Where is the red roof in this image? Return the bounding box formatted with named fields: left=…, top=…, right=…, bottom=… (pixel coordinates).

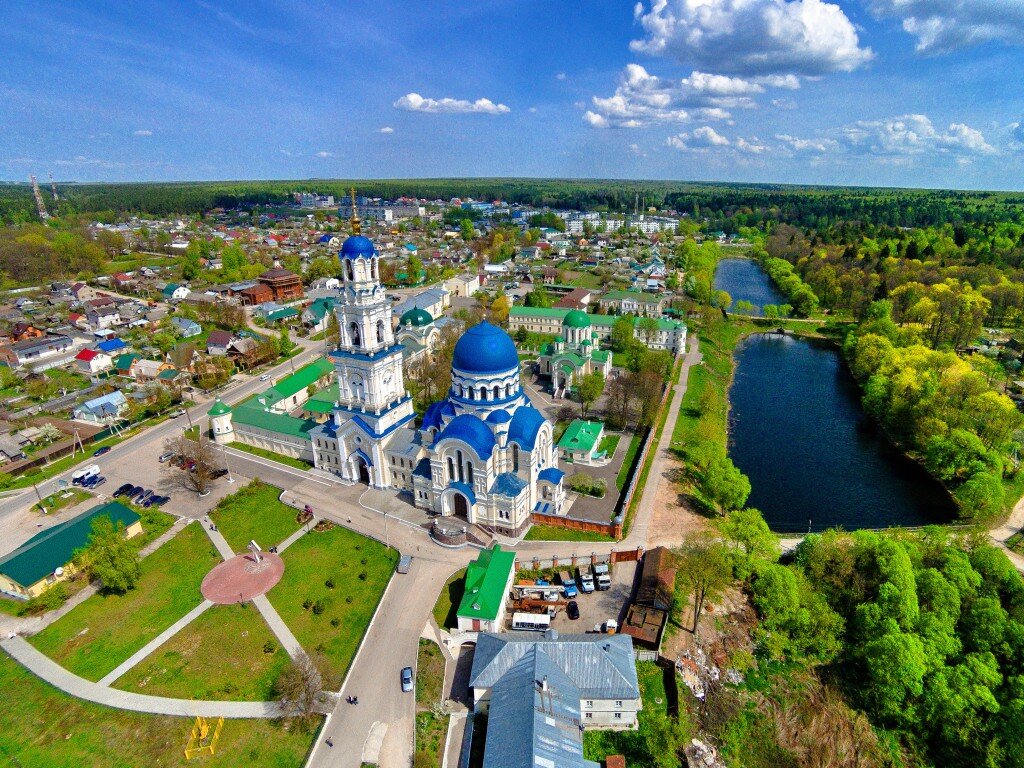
left=75, top=349, right=99, bottom=361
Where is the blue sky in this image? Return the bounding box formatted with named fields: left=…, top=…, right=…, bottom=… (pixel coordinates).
left=2, top=0, right=1024, bottom=189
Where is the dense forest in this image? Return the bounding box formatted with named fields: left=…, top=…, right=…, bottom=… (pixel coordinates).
left=4, top=178, right=1024, bottom=230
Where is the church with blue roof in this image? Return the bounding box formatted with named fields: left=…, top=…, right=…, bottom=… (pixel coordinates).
left=302, top=201, right=564, bottom=536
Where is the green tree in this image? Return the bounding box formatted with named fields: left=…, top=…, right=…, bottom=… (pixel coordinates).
left=610, top=315, right=636, bottom=353
left=702, top=454, right=751, bottom=513
left=460, top=218, right=475, bottom=241
left=718, top=508, right=778, bottom=566
left=675, top=537, right=732, bottom=633
left=576, top=371, right=605, bottom=419
left=77, top=516, right=141, bottom=594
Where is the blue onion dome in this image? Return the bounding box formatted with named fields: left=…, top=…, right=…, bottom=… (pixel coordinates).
left=452, top=321, right=519, bottom=374
left=486, top=409, right=512, bottom=424
left=340, top=235, right=377, bottom=260
left=400, top=307, right=433, bottom=327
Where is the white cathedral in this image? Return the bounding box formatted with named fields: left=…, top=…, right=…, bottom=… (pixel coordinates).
left=305, top=219, right=565, bottom=537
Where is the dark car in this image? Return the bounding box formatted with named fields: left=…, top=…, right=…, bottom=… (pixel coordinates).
left=152, top=495, right=170, bottom=506
left=211, top=468, right=228, bottom=479
left=400, top=666, right=414, bottom=693
left=113, top=483, right=133, bottom=497
left=137, top=490, right=153, bottom=504
left=566, top=601, right=580, bottom=621
left=128, top=487, right=146, bottom=501
left=92, top=446, right=111, bottom=457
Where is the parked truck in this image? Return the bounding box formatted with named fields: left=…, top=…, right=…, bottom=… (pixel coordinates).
left=578, top=565, right=595, bottom=594
left=558, top=570, right=578, bottom=599
left=593, top=562, right=611, bottom=591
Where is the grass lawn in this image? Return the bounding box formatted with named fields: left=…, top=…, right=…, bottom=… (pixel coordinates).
left=229, top=442, right=313, bottom=471
left=0, top=654, right=318, bottom=768
left=616, top=432, right=645, bottom=491
left=35, top=487, right=92, bottom=514
left=30, top=523, right=219, bottom=681
left=417, top=638, right=446, bottom=709
left=267, top=525, right=397, bottom=683
left=209, top=481, right=301, bottom=554
left=598, top=433, right=620, bottom=457
left=415, top=712, right=448, bottom=768
left=432, top=568, right=466, bottom=630
left=523, top=525, right=615, bottom=542
left=127, top=506, right=177, bottom=552
left=112, top=603, right=291, bottom=701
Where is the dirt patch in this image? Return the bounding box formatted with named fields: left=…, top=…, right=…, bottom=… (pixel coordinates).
left=646, top=455, right=714, bottom=548
left=661, top=585, right=756, bottom=671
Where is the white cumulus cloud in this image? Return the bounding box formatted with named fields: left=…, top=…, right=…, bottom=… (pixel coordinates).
left=393, top=92, right=510, bottom=115
left=869, top=1, right=1024, bottom=54
left=315, top=150, right=334, bottom=158
left=631, top=0, right=873, bottom=77
left=133, top=129, right=153, bottom=136
left=585, top=64, right=776, bottom=128
left=378, top=126, right=394, bottom=134
left=666, top=126, right=732, bottom=150
left=778, top=114, right=995, bottom=157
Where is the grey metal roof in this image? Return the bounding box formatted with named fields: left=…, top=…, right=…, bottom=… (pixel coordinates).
left=470, top=633, right=639, bottom=701
left=483, top=648, right=596, bottom=768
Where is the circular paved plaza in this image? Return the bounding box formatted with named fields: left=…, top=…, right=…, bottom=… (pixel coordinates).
left=201, top=552, right=285, bottom=604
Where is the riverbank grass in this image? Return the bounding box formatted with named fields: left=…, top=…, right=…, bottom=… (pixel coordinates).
left=29, top=523, right=219, bottom=681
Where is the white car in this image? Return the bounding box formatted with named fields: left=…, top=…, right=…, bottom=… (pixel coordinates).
left=259, top=374, right=271, bottom=382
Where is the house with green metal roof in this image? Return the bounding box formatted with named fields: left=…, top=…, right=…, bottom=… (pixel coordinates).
left=558, top=420, right=605, bottom=463
left=302, top=297, right=336, bottom=332
left=260, top=358, right=334, bottom=413
left=0, top=501, right=142, bottom=600
left=456, top=544, right=517, bottom=632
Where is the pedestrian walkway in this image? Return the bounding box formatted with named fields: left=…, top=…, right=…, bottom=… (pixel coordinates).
left=0, top=636, right=284, bottom=718
left=277, top=521, right=315, bottom=554
left=97, top=599, right=214, bottom=686
left=252, top=594, right=304, bottom=659
left=202, top=522, right=237, bottom=560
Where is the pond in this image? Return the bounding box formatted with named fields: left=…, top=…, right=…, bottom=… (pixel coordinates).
left=713, top=257, right=786, bottom=314
left=728, top=333, right=956, bottom=532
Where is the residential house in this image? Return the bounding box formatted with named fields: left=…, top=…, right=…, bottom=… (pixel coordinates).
left=206, top=329, right=235, bottom=356
left=86, top=305, right=121, bottom=330
left=301, top=297, right=336, bottom=333
left=0, top=335, right=75, bottom=370
left=0, top=502, right=142, bottom=600
left=257, top=268, right=304, bottom=302
left=73, top=390, right=129, bottom=424
left=541, top=266, right=559, bottom=285
left=238, top=283, right=274, bottom=306
left=162, top=283, right=191, bottom=302
left=112, top=272, right=135, bottom=289
left=67, top=313, right=89, bottom=331
left=74, top=348, right=113, bottom=375
left=113, top=353, right=141, bottom=377
left=554, top=287, right=593, bottom=310
left=469, top=633, right=642, bottom=768
left=0, top=434, right=26, bottom=465
left=70, top=282, right=97, bottom=302
left=96, top=337, right=127, bottom=356
left=171, top=316, right=202, bottom=338
left=134, top=359, right=172, bottom=381
left=443, top=273, right=481, bottom=297
left=167, top=342, right=199, bottom=372
left=8, top=323, right=45, bottom=343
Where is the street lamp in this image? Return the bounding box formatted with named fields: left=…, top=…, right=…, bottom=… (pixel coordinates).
left=221, top=442, right=235, bottom=484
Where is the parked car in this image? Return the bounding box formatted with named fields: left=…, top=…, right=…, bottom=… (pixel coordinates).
left=158, top=452, right=175, bottom=463
left=211, top=468, right=229, bottom=479
left=151, top=495, right=170, bottom=506
left=71, top=464, right=101, bottom=485
left=92, top=476, right=106, bottom=488
left=259, top=374, right=271, bottom=382
left=92, top=446, right=111, bottom=457
left=127, top=487, right=146, bottom=501
left=168, top=409, right=185, bottom=419
left=397, top=555, right=413, bottom=574
left=137, top=490, right=153, bottom=504
left=113, top=483, right=133, bottom=497
left=400, top=666, right=414, bottom=693
left=566, top=601, right=580, bottom=620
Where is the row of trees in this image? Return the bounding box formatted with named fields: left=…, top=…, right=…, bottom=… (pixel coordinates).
left=846, top=303, right=1023, bottom=519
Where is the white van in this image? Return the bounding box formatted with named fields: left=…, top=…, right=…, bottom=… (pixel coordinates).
left=511, top=612, right=551, bottom=631
left=71, top=464, right=101, bottom=485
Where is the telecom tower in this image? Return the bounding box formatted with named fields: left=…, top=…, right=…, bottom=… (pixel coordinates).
left=29, top=175, right=50, bottom=220
left=48, top=173, right=59, bottom=201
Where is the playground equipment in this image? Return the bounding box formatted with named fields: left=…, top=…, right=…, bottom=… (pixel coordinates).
left=184, top=716, right=224, bottom=759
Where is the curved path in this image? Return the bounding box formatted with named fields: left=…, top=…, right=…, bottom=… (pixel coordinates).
left=1, top=635, right=285, bottom=718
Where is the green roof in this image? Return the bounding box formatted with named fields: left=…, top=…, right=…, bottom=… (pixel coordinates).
left=208, top=397, right=232, bottom=416
left=557, top=419, right=604, bottom=454
left=157, top=368, right=181, bottom=380
left=591, top=350, right=611, bottom=363
left=0, top=502, right=140, bottom=589
left=265, top=307, right=299, bottom=322
left=303, top=382, right=339, bottom=414
left=264, top=358, right=334, bottom=403
left=457, top=545, right=516, bottom=622
left=232, top=395, right=319, bottom=439
left=510, top=307, right=684, bottom=332
left=563, top=309, right=591, bottom=328
left=400, top=307, right=433, bottom=327
left=114, top=353, right=140, bottom=370
left=305, top=297, right=336, bottom=322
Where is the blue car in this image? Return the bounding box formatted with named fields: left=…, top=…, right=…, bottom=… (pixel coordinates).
left=92, top=446, right=111, bottom=457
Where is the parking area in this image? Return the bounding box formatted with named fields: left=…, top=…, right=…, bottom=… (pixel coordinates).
left=548, top=559, right=638, bottom=633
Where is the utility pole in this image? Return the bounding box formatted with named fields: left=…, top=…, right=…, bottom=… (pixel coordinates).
left=32, top=481, right=46, bottom=513
left=222, top=443, right=235, bottom=484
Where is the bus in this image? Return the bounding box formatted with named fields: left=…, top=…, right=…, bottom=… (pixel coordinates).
left=511, top=612, right=551, bottom=631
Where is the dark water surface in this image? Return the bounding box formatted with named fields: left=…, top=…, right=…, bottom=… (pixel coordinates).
left=713, top=257, right=786, bottom=314
left=728, top=334, right=956, bottom=532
